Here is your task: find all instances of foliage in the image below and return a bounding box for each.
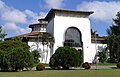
[0,40,34,71]
[0,26,7,41]
[82,62,91,69]
[107,58,118,63]
[116,62,120,68]
[36,63,45,71]
[8,47,34,71]
[49,46,82,70]
[38,32,54,47]
[32,50,41,64]
[98,49,108,63]
[42,63,49,67]
[106,12,120,59]
[98,53,106,63]
[38,32,54,63]
[10,36,23,41]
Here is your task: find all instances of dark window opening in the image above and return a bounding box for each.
[64,27,82,47]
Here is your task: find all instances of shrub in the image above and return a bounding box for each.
[116,62,120,68]
[32,50,40,64]
[8,47,34,71]
[98,52,107,63]
[49,46,82,70]
[0,40,34,71]
[107,58,118,63]
[82,62,91,69]
[36,63,45,71]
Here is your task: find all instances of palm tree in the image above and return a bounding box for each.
[38,32,54,63]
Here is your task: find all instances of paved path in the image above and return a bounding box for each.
[70,65,117,70]
[91,65,116,69]
[32,65,117,70]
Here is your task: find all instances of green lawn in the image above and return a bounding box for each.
[0,69,120,77]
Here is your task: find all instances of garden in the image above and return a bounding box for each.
[0,41,120,77]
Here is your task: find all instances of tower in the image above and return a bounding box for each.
[45,9,93,63]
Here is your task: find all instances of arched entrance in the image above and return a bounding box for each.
[64,27,83,48]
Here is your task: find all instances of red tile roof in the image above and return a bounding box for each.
[5,32,45,40]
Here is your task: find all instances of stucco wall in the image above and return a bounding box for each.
[28,41,51,63]
[52,14,92,63]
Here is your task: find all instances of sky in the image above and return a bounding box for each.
[0,0,120,38]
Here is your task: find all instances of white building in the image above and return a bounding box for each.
[8,8,107,63]
[46,8,94,63]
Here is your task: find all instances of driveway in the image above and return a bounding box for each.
[91,65,116,69]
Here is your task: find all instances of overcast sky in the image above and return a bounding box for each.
[0,0,120,37]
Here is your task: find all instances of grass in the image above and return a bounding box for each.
[0,69,120,77]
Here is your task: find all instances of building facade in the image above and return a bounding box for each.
[8,8,107,63]
[45,9,93,63]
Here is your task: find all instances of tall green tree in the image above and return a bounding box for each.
[0,26,7,41]
[107,12,120,59]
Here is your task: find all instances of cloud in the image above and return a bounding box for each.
[0,0,27,24]
[25,9,39,19]
[0,0,5,9]
[45,0,64,9]
[0,0,46,37]
[24,9,47,24]
[3,23,31,35]
[1,9,27,24]
[39,12,47,18]
[77,1,120,22]
[0,0,30,37]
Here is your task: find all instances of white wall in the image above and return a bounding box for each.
[46,18,55,56]
[28,41,51,63]
[52,15,92,63]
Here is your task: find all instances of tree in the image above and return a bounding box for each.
[49,46,82,70]
[0,40,34,71]
[107,12,120,60]
[40,32,54,49]
[38,32,54,63]
[0,26,7,41]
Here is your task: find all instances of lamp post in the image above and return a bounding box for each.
[94,31,98,70]
[93,18,98,70]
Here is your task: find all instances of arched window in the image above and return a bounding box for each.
[64,27,82,47]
